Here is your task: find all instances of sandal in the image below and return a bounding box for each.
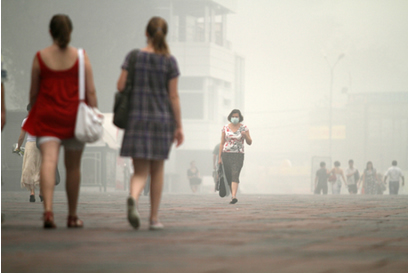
[149,220,164,230]
[127,196,140,229]
[67,215,84,228]
[43,211,56,229]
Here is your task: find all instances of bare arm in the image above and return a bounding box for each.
[16,129,26,150]
[242,130,252,145]
[29,55,41,106]
[117,69,127,92]
[84,52,97,108]
[168,77,183,147]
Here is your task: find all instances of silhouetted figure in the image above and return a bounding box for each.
[15,104,42,202]
[360,162,379,195]
[314,162,329,195]
[329,161,347,194]
[384,160,405,195]
[187,161,202,193]
[345,159,359,194]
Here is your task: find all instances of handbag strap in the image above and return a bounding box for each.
[124,49,139,91]
[78,48,85,101]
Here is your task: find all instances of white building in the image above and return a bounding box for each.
[152,0,245,191]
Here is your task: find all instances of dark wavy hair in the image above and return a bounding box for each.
[227,109,244,122]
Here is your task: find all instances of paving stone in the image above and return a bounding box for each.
[1,191,408,272]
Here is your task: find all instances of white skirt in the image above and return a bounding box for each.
[20,141,41,190]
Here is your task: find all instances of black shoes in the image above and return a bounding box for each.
[29,195,35,203]
[39,195,43,202]
[230,198,238,204]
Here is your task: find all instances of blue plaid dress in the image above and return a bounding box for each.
[120,50,180,160]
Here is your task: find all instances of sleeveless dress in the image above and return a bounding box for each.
[23,51,80,139]
[120,50,180,160]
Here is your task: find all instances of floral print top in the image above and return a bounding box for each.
[222,124,249,153]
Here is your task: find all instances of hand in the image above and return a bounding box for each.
[218,157,222,165]
[241,131,246,139]
[173,128,184,148]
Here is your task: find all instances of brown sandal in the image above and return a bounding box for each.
[67,215,84,228]
[43,211,57,229]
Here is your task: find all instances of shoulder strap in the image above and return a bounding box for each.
[78,48,85,101]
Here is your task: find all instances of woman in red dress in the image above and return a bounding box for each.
[23,14,98,229]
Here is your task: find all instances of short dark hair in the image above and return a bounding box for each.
[392,160,397,166]
[348,159,353,164]
[334,161,340,167]
[227,109,244,122]
[320,162,326,167]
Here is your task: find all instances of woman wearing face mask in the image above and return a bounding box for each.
[218,109,252,204]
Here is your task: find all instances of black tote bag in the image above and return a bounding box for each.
[113,49,138,129]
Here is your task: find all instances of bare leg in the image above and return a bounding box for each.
[40,141,60,212]
[30,185,35,196]
[130,159,150,202]
[231,182,239,198]
[149,160,164,222]
[64,149,83,217]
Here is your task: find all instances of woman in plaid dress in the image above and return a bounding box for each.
[117,17,183,230]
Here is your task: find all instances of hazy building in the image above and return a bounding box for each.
[150,0,245,191]
[309,92,408,175]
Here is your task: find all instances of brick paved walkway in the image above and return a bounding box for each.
[2,191,408,272]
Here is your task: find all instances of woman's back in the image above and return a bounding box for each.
[39,46,78,71]
[126,51,179,123]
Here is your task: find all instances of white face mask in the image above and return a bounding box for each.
[231,117,239,125]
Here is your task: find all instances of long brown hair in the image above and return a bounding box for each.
[49,14,73,49]
[146,17,170,56]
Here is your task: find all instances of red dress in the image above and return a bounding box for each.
[23,51,80,139]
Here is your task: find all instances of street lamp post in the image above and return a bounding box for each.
[325,53,345,157]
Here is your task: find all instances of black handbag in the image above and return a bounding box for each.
[113,49,138,129]
[217,163,230,198]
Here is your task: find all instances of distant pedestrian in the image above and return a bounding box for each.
[15,104,42,202]
[218,109,252,204]
[345,159,359,194]
[117,17,183,230]
[314,162,329,195]
[384,160,405,195]
[23,14,99,229]
[187,161,202,193]
[360,161,379,195]
[329,161,347,194]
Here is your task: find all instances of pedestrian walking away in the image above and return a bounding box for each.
[314,162,329,195]
[218,109,252,204]
[117,16,183,230]
[23,14,99,229]
[345,159,359,194]
[15,104,42,202]
[360,161,380,195]
[384,160,405,195]
[328,161,347,195]
[187,161,202,193]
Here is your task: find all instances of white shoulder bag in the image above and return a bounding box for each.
[75,48,104,143]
